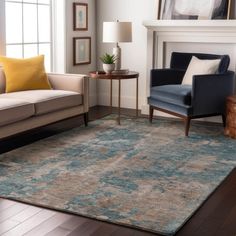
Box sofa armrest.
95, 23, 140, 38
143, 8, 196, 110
192, 71, 235, 116
47, 73, 86, 93
151, 69, 185, 87
47, 73, 89, 113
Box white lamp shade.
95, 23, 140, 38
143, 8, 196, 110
103, 22, 132, 43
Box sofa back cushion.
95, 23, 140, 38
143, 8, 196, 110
170, 52, 230, 74
0, 67, 6, 94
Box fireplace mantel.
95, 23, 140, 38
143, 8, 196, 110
142, 20, 236, 115
143, 20, 236, 32
143, 20, 236, 68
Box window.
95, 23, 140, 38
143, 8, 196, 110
5, 0, 52, 71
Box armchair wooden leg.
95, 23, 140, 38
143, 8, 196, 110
222, 114, 226, 127
83, 112, 89, 127
185, 117, 191, 137
149, 106, 154, 123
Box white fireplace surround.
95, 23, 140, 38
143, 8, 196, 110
142, 20, 236, 115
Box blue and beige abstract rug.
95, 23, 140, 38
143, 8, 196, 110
0, 116, 235, 235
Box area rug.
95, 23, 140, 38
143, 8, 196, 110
0, 116, 235, 235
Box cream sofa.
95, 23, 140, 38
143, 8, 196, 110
0, 68, 89, 139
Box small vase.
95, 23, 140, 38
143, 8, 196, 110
103, 63, 115, 74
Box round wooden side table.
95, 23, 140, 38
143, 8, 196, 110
90, 71, 139, 125
225, 96, 236, 139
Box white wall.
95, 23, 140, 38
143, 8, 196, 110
65, 0, 97, 107
52, 0, 66, 73
96, 0, 157, 108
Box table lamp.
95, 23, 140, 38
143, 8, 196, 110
103, 21, 132, 71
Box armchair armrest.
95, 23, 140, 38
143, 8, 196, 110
151, 69, 185, 87
47, 73, 89, 113
192, 71, 235, 116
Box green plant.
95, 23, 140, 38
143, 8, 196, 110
100, 53, 116, 64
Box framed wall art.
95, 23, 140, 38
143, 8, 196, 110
73, 37, 91, 65
159, 0, 231, 20
73, 2, 88, 31
157, 0, 162, 19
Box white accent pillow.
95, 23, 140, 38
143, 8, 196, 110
182, 56, 221, 85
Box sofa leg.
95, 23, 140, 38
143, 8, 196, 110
222, 114, 226, 127
83, 112, 89, 127
185, 117, 191, 137
149, 106, 154, 123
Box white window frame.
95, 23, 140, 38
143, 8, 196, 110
0, 0, 6, 56
2, 0, 53, 71
51, 0, 66, 73
0, 0, 66, 73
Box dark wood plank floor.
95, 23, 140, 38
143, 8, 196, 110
0, 106, 236, 236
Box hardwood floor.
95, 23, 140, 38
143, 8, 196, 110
0, 106, 236, 236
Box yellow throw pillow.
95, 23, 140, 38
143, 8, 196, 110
0, 55, 51, 93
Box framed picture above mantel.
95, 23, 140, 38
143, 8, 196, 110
73, 2, 88, 31
158, 0, 231, 20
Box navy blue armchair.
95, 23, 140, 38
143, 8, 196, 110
148, 52, 235, 136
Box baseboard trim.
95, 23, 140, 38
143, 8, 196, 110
97, 93, 140, 109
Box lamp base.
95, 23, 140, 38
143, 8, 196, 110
113, 44, 121, 70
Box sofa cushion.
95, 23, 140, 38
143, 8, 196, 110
182, 56, 221, 85
150, 85, 192, 106
0, 99, 35, 126
0, 55, 51, 93
0, 90, 83, 115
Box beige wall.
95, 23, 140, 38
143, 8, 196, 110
65, 0, 97, 107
